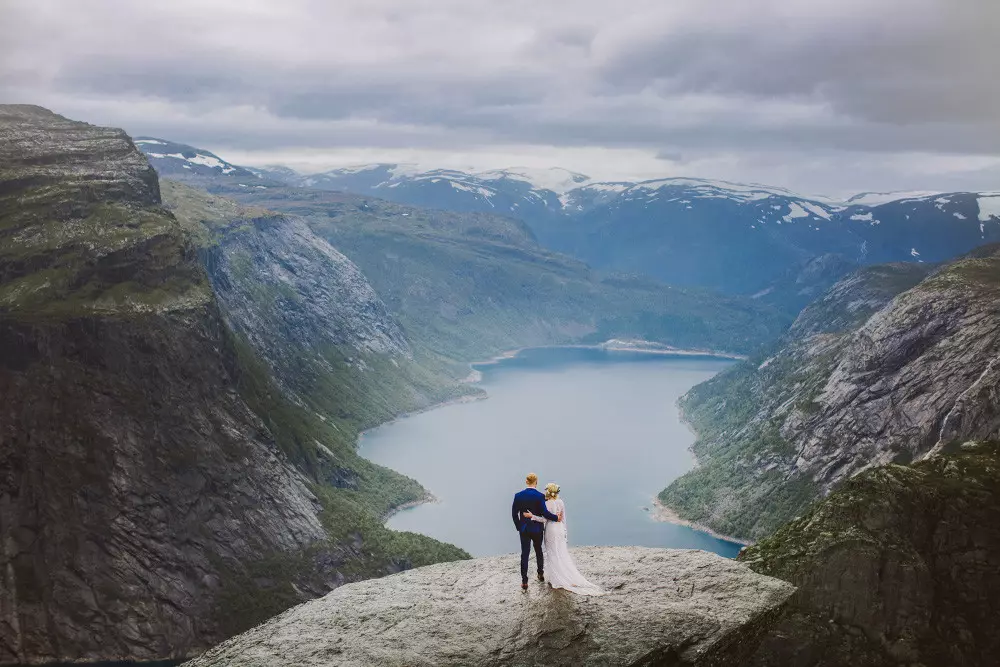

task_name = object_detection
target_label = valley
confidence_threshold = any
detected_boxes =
[3,105,1000,667]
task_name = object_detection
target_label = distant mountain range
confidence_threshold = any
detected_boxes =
[135,139,1000,300]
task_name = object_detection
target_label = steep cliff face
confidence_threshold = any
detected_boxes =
[0,105,204,315]
[160,181,472,496]
[739,440,1000,667]
[184,547,796,667]
[0,107,466,665]
[0,106,330,663]
[659,253,1000,540]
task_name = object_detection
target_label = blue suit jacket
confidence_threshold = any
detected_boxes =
[511,487,559,534]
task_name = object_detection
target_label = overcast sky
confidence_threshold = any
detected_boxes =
[2,0,998,196]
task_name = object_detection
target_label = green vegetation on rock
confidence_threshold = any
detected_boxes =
[738,440,1000,667]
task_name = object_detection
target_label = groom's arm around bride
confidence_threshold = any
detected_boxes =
[511,472,560,590]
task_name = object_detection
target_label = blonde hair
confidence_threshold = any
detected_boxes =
[545,482,560,500]
[526,472,538,486]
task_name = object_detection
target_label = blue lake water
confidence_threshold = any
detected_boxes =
[360,347,743,558]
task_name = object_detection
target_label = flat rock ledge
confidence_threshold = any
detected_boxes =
[185,547,794,667]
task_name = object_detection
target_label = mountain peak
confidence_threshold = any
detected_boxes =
[135,137,258,180]
[473,166,591,194]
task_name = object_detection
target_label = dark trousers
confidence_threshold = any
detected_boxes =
[519,530,544,582]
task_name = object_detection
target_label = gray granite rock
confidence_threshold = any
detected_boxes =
[661,253,1000,540]
[184,547,795,667]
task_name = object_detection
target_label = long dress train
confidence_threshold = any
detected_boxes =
[541,498,604,595]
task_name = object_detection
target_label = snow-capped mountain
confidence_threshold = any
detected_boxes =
[554,184,1000,293]
[278,163,1000,293]
[135,137,263,181]
[134,138,1000,301]
[265,164,590,227]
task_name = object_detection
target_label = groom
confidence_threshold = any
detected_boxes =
[511,472,561,590]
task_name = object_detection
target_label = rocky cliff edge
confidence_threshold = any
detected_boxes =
[184,547,794,667]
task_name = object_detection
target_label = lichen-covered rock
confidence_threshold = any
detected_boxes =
[184,548,795,667]
[0,104,209,315]
[739,440,1000,667]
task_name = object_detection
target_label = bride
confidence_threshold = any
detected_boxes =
[529,483,604,596]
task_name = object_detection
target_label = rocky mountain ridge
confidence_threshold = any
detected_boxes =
[659,247,1000,540]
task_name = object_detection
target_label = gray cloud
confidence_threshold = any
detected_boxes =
[1,0,998,193]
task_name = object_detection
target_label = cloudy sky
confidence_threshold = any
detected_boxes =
[2,0,998,196]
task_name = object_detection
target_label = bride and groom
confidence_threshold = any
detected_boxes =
[511,472,603,595]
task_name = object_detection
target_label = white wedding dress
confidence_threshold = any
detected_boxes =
[538,498,604,596]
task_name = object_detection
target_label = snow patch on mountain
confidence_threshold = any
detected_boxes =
[782,202,811,223]
[147,151,234,173]
[847,191,940,206]
[475,167,590,195]
[185,153,235,173]
[977,195,1000,222]
[625,178,841,209]
[800,202,832,220]
[448,180,496,201]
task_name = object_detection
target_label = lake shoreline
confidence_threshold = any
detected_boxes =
[369,342,744,437]
[364,342,748,551]
[382,491,441,522]
[462,342,745,383]
[471,341,747,369]
[648,400,753,548]
[649,498,752,547]
[358,392,487,444]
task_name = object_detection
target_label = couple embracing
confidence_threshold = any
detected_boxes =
[510,472,603,595]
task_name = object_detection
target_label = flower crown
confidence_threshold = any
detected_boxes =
[545,482,561,497]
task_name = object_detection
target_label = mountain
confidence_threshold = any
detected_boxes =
[274,163,585,214]
[134,136,267,182]
[136,141,797,361]
[183,547,795,667]
[249,160,1000,303]
[549,183,1000,295]
[740,439,1000,667]
[195,180,791,362]
[161,180,474,459]
[0,106,466,665]
[750,253,861,315]
[658,247,1000,541]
